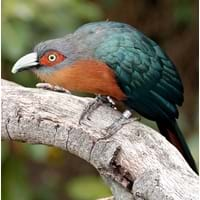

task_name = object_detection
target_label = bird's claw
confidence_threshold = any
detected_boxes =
[105,118,132,139]
[36,83,71,94]
[79,95,117,125]
[79,96,104,125]
[103,110,134,139]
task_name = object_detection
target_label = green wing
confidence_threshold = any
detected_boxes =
[95,27,183,121]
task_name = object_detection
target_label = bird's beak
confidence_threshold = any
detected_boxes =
[11,52,39,74]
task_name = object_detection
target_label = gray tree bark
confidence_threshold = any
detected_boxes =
[1,79,199,200]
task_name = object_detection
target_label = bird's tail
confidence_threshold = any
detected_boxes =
[156,120,198,174]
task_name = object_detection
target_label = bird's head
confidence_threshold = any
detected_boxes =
[11,22,114,76]
[11,34,87,76]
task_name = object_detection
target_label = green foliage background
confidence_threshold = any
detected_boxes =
[2,0,199,200]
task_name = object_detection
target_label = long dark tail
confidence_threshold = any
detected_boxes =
[156,120,198,174]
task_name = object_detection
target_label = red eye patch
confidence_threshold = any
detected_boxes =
[39,50,66,67]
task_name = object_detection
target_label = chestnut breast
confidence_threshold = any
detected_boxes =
[35,59,126,101]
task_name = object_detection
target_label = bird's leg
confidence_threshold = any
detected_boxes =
[104,110,138,139]
[106,96,117,110]
[36,83,71,94]
[79,95,116,124]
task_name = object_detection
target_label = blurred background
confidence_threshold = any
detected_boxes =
[2,0,198,199]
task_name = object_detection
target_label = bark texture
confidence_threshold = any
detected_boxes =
[1,79,199,200]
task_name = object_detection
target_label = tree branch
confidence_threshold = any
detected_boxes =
[1,79,199,200]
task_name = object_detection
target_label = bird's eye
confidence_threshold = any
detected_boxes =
[39,50,66,67]
[48,54,57,62]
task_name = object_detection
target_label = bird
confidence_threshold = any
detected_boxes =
[12,21,198,174]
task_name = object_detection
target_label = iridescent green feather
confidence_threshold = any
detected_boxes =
[94,22,183,121]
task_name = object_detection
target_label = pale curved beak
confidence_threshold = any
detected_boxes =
[11,52,39,74]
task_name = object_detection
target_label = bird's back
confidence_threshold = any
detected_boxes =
[76,21,184,122]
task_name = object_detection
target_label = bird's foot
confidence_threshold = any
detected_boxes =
[104,110,138,139]
[36,83,71,94]
[79,95,116,124]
